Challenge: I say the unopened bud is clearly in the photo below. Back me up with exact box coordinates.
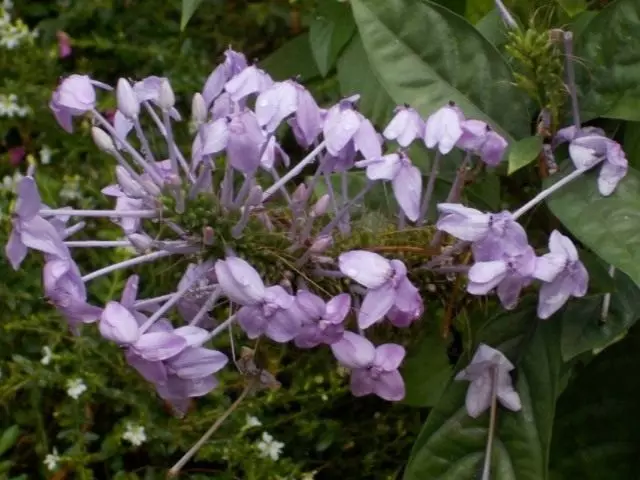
[116,78,140,119]
[309,235,333,253]
[292,183,308,203]
[245,185,264,207]
[127,233,153,252]
[202,226,215,245]
[140,178,161,197]
[158,79,175,110]
[92,127,116,154]
[191,93,207,125]
[311,194,330,217]
[115,166,143,198]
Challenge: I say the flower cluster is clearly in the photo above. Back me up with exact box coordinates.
[0,4,37,50]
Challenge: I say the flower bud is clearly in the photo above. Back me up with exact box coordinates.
[158,79,175,110]
[202,226,215,245]
[309,235,333,253]
[127,232,153,252]
[92,127,116,154]
[191,93,207,125]
[116,78,140,119]
[311,194,330,217]
[115,166,144,198]
[292,183,308,203]
[139,178,161,197]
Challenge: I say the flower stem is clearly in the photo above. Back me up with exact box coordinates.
[418,151,442,225]
[40,208,157,218]
[563,31,581,130]
[82,250,173,282]
[481,364,499,480]
[64,240,131,247]
[601,265,616,323]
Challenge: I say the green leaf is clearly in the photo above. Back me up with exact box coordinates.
[557,0,587,17]
[623,121,640,169]
[337,37,396,126]
[508,136,543,175]
[180,0,204,31]
[575,0,640,121]
[0,425,20,456]
[350,0,531,141]
[550,325,640,479]
[404,302,562,480]
[402,322,453,407]
[547,166,640,287]
[308,3,356,77]
[476,9,508,47]
[432,0,467,16]
[561,267,640,361]
[260,34,320,82]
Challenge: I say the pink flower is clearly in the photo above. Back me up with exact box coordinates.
[56,31,72,59]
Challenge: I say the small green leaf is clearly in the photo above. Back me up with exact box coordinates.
[508,136,543,175]
[623,121,640,169]
[260,34,320,82]
[180,0,204,31]
[547,165,640,287]
[0,425,20,456]
[557,0,587,17]
[309,3,355,77]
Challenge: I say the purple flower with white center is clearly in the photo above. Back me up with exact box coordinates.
[355,151,422,221]
[569,135,628,196]
[294,291,351,348]
[533,230,588,319]
[224,65,274,103]
[456,119,508,166]
[339,250,422,329]
[6,176,69,269]
[436,204,528,261]
[383,105,425,147]
[226,110,265,175]
[331,332,406,401]
[455,343,521,418]
[49,74,111,133]
[43,258,102,332]
[202,48,248,107]
[467,243,537,310]
[424,102,465,155]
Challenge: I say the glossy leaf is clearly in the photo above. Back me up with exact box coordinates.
[404,302,562,480]
[560,267,640,361]
[546,165,640,286]
[337,37,395,126]
[575,0,640,121]
[309,2,355,77]
[550,326,640,479]
[476,8,508,47]
[350,0,531,141]
[260,33,320,82]
[508,136,543,175]
[180,0,204,31]
[623,121,640,169]
[432,0,466,16]
[0,425,19,456]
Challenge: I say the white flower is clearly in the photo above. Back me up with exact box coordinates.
[66,378,87,399]
[0,93,29,117]
[122,423,147,446]
[2,0,13,10]
[301,472,317,480]
[41,346,53,365]
[39,145,52,165]
[256,432,284,461]
[44,448,60,471]
[244,415,262,429]
[60,175,82,201]
[1,171,23,192]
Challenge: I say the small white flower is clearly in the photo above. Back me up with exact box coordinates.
[301,472,318,480]
[1,171,23,192]
[39,145,52,165]
[2,0,13,10]
[244,415,262,429]
[66,378,87,399]
[60,175,82,201]
[44,448,60,471]
[122,423,147,446]
[41,346,53,365]
[256,431,284,461]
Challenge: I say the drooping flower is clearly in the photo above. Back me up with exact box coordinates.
[533,230,588,319]
[383,105,425,147]
[424,102,465,155]
[331,332,406,401]
[569,135,628,196]
[224,65,274,102]
[255,80,298,133]
[56,31,72,58]
[202,48,248,107]
[339,250,422,329]
[49,74,110,132]
[456,119,508,166]
[294,292,350,348]
[455,343,521,418]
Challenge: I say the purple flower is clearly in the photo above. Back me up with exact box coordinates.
[215,257,266,306]
[455,343,521,418]
[456,120,508,166]
[203,48,248,107]
[50,74,110,132]
[177,261,216,324]
[569,135,628,196]
[534,230,588,319]
[552,125,605,149]
[383,105,425,147]
[287,85,323,148]
[5,176,68,269]
[255,81,298,133]
[467,243,537,309]
[224,65,274,102]
[132,76,181,120]
[339,250,422,329]
[331,332,406,401]
[191,118,230,167]
[43,258,102,331]
[424,103,465,154]
[226,110,265,175]
[294,292,351,348]
[355,152,422,221]
[100,301,141,345]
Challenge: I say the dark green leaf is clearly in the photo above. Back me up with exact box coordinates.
[557,0,587,17]
[623,121,640,169]
[432,0,466,16]
[404,302,562,480]
[575,0,640,121]
[260,34,320,82]
[547,166,640,286]
[350,0,531,140]
[0,425,20,456]
[508,136,543,175]
[308,3,355,77]
[561,268,640,361]
[550,326,640,479]
[476,9,508,47]
[180,0,204,31]
[337,37,395,126]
